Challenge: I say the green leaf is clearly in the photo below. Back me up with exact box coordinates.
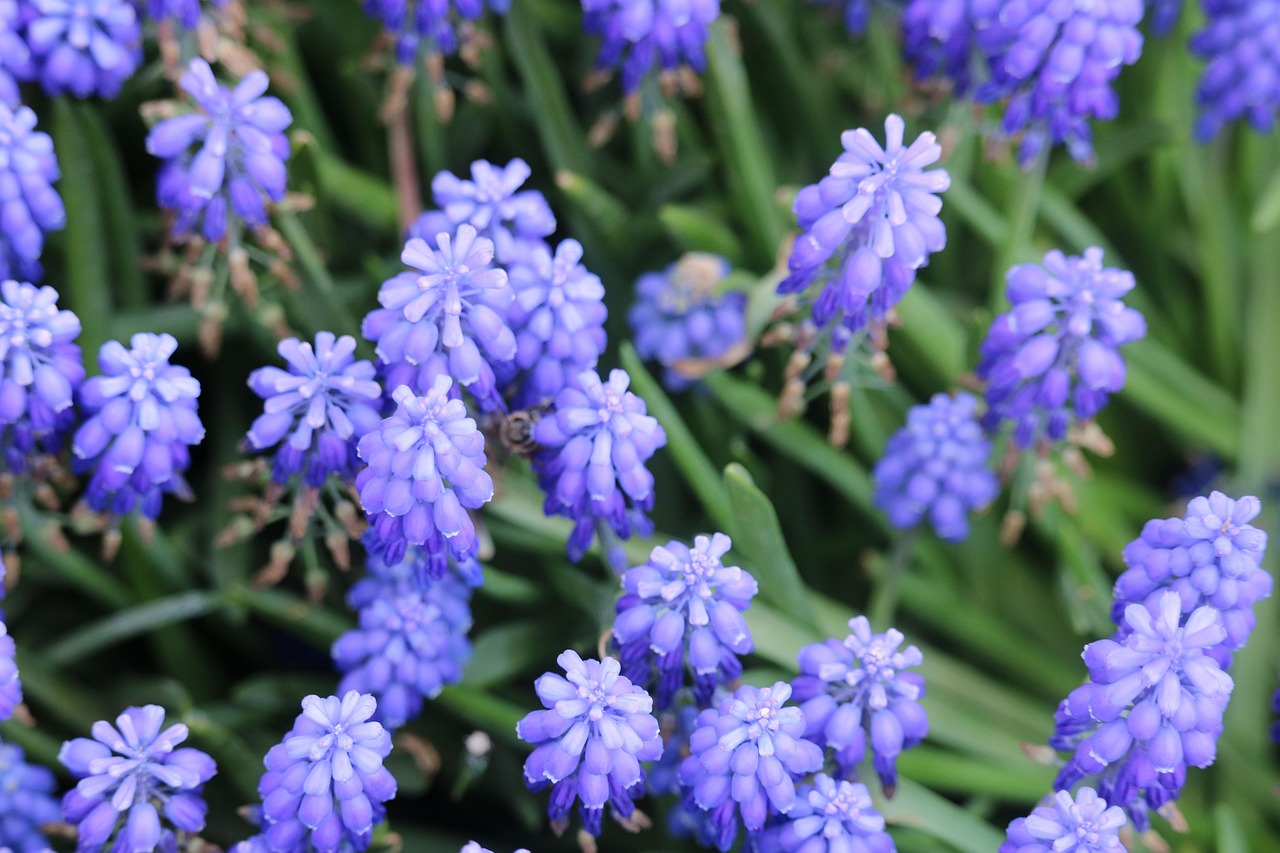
[437,686,528,748]
[464,621,561,689]
[504,0,590,174]
[875,778,1007,853]
[43,590,223,667]
[723,463,813,623]
[658,204,744,264]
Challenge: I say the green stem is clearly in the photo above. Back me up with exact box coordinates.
[991,147,1048,311]
[868,527,918,629]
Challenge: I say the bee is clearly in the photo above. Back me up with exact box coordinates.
[487,402,552,461]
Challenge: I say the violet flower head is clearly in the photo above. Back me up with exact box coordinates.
[72,333,205,519]
[1113,491,1271,664]
[901,0,1000,94]
[0,3,32,108]
[582,0,721,94]
[58,705,217,853]
[24,0,141,99]
[613,533,758,709]
[678,681,824,841]
[977,247,1146,448]
[516,650,663,836]
[1190,0,1280,141]
[363,224,516,410]
[629,253,746,392]
[533,368,667,565]
[0,738,60,853]
[872,392,997,543]
[356,378,494,570]
[503,237,607,407]
[332,554,473,730]
[362,0,510,65]
[0,104,65,283]
[792,616,929,794]
[1051,591,1234,830]
[146,0,228,28]
[756,774,895,853]
[974,0,1144,164]
[246,332,382,488]
[0,622,18,722]
[254,692,396,853]
[778,115,949,346]
[1001,787,1125,853]
[411,158,556,264]
[0,280,84,473]
[147,59,293,243]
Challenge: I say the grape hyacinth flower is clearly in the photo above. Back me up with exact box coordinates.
[0,3,32,108]
[533,368,667,565]
[778,115,949,345]
[58,705,217,853]
[977,247,1146,448]
[629,253,747,392]
[356,377,494,571]
[332,553,473,730]
[1051,591,1234,830]
[72,333,205,519]
[792,616,929,794]
[679,682,824,841]
[460,844,531,853]
[582,0,721,94]
[363,224,516,410]
[901,0,997,94]
[503,238,607,407]
[0,281,84,472]
[254,692,396,853]
[0,622,18,722]
[872,392,998,543]
[974,0,1144,164]
[1001,787,1125,853]
[146,0,228,28]
[1190,0,1280,141]
[516,650,663,836]
[147,59,293,243]
[756,774,895,853]
[411,158,556,264]
[362,0,511,65]
[0,738,60,853]
[246,332,382,488]
[1113,492,1271,666]
[612,533,758,709]
[0,104,65,283]
[23,0,142,99]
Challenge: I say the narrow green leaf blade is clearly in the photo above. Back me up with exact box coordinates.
[723,463,813,623]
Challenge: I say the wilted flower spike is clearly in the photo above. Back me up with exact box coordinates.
[977,247,1146,448]
[254,691,396,853]
[1190,0,1280,141]
[58,705,217,853]
[356,378,494,571]
[791,616,929,793]
[0,281,84,473]
[0,105,65,283]
[872,392,997,543]
[582,0,721,94]
[516,651,662,836]
[1000,787,1125,853]
[613,533,758,709]
[148,59,293,243]
[0,737,61,853]
[246,332,382,488]
[778,115,950,345]
[755,774,895,853]
[73,333,205,520]
[24,0,142,99]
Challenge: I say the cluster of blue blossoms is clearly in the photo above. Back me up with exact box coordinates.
[583,0,721,94]
[0,103,64,283]
[0,737,60,852]
[362,0,511,65]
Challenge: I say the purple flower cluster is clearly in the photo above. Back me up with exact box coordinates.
[0,621,18,722]
[59,705,217,853]
[0,738,60,853]
[977,247,1146,448]
[251,692,396,853]
[0,2,31,107]
[147,59,293,243]
[613,533,757,708]
[23,0,142,99]
[1190,0,1280,141]
[332,553,473,730]
[516,650,662,836]
[792,616,928,793]
[533,368,667,565]
[1001,787,1125,853]
[363,224,516,410]
[246,332,382,488]
[72,333,205,519]
[146,0,228,28]
[901,0,995,95]
[629,253,747,392]
[778,115,949,346]
[872,392,997,543]
[756,774,895,853]
[0,280,83,472]
[362,0,511,64]
[0,104,65,283]
[582,0,721,94]
[356,378,494,570]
